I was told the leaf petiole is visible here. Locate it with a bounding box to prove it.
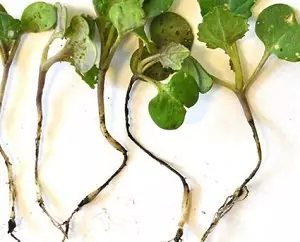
[212,75,237,92]
[227,43,244,91]
[243,50,271,91]
[40,47,70,72]
[137,54,161,73]
[0,41,8,65]
[138,74,161,89]
[102,25,116,61]
[102,36,121,69]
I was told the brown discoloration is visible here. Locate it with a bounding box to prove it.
[0,38,21,241]
[62,40,129,241]
[201,92,262,242]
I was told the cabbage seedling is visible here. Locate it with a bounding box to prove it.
[0,5,21,241]
[0,1,60,240]
[126,11,213,241]
[196,2,300,241]
[30,2,98,237]
[61,1,180,239]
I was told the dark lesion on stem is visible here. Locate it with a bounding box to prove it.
[62,48,129,240]
[0,38,21,242]
[125,76,191,242]
[201,92,262,242]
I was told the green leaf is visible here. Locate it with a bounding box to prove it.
[168,71,199,108]
[148,71,199,130]
[93,0,122,18]
[93,0,109,17]
[0,12,21,45]
[143,0,174,18]
[77,65,99,89]
[182,56,213,94]
[256,4,300,62]
[149,90,186,130]
[21,2,57,33]
[229,0,255,18]
[198,5,248,53]
[198,0,227,16]
[198,0,255,18]
[134,27,156,53]
[130,47,172,80]
[109,0,145,36]
[94,0,172,19]
[159,42,190,70]
[0,4,7,13]
[150,12,194,49]
[66,15,90,38]
[65,16,97,73]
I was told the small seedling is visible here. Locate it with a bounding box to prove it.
[61,1,185,240]
[0,5,21,241]
[195,2,300,241]
[126,11,213,241]
[30,2,99,238]
[0,1,61,240]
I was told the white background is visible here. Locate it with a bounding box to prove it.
[0,0,300,241]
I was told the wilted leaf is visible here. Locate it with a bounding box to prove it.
[159,42,190,70]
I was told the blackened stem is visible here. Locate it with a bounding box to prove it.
[201,92,262,242]
[125,76,191,242]
[0,38,21,242]
[62,39,128,240]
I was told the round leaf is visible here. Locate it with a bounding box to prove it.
[256,4,300,62]
[166,71,199,108]
[148,71,199,130]
[66,15,90,38]
[66,16,97,73]
[71,38,97,73]
[150,12,194,49]
[21,2,57,33]
[0,13,21,45]
[149,91,186,130]
[181,56,213,94]
[109,0,145,36]
[143,0,174,18]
